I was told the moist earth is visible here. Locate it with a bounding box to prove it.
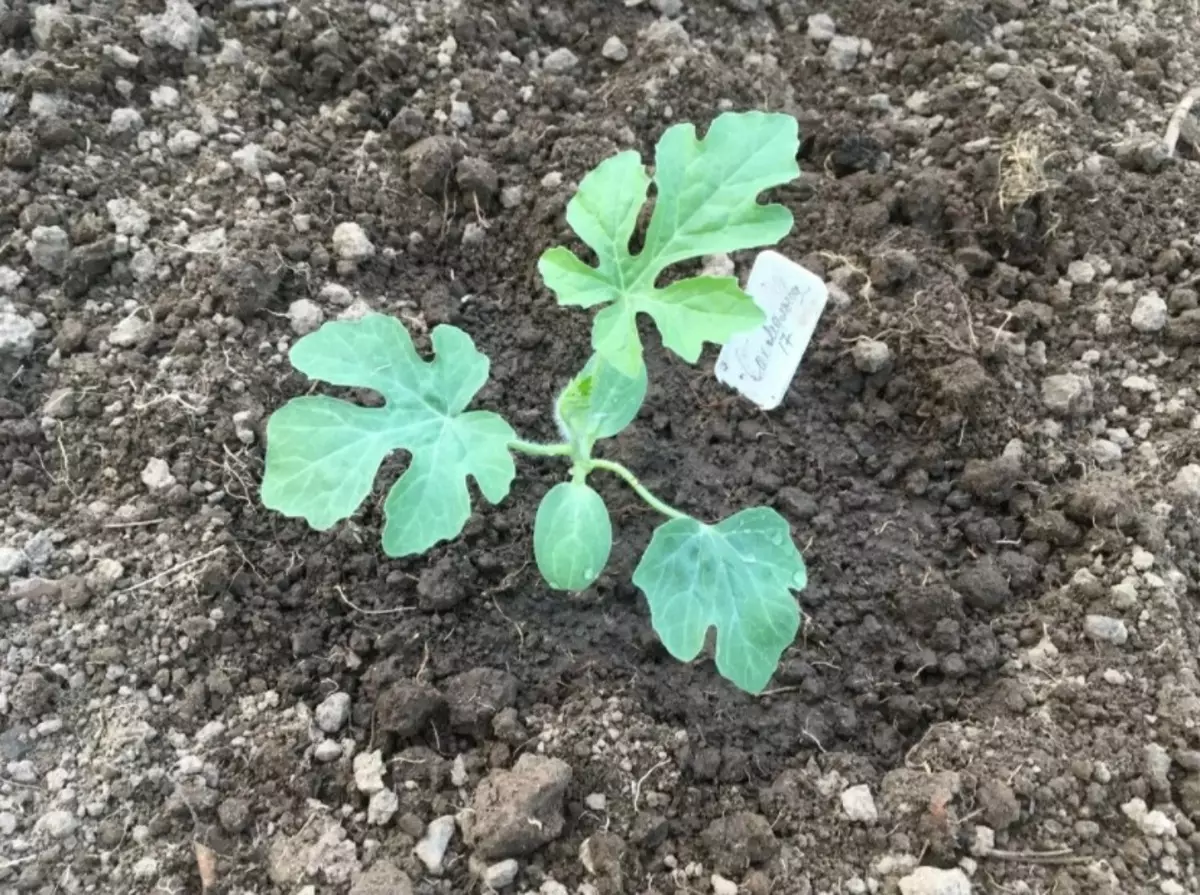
[2,0,1200,894]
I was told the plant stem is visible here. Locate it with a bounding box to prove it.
[589,458,688,521]
[508,439,573,458]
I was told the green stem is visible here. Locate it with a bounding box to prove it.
[508,439,573,458]
[590,458,688,521]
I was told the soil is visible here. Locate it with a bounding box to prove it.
[2,0,1200,893]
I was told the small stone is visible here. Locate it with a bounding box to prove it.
[898,867,972,895]
[139,0,203,53]
[349,861,413,895]
[218,797,251,834]
[651,0,683,16]
[712,875,739,895]
[0,311,36,359]
[35,809,79,840]
[29,225,70,275]
[1132,548,1155,570]
[985,62,1011,81]
[542,48,578,73]
[288,299,325,335]
[826,35,863,72]
[1171,464,1200,505]
[1041,373,1092,416]
[108,108,144,135]
[601,36,628,62]
[314,740,343,762]
[584,793,607,811]
[141,457,176,492]
[109,314,150,347]
[368,789,399,826]
[354,750,386,794]
[167,128,202,155]
[449,99,473,128]
[468,755,572,859]
[484,859,519,889]
[807,13,836,42]
[1084,614,1128,646]
[332,223,375,262]
[1066,260,1096,285]
[841,784,878,823]
[315,692,351,733]
[132,857,159,880]
[9,576,62,601]
[85,559,124,597]
[151,85,180,109]
[851,339,891,374]
[7,760,37,784]
[0,546,28,578]
[415,815,456,874]
[1131,292,1168,333]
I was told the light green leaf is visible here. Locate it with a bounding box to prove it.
[261,315,516,556]
[538,111,800,375]
[534,482,613,591]
[556,353,648,445]
[632,507,806,693]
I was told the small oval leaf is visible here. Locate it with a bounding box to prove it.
[534,482,613,591]
[556,353,648,444]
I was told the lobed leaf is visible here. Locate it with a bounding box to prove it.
[539,111,800,375]
[261,315,515,556]
[632,507,806,693]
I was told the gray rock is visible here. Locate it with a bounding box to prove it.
[332,223,375,263]
[167,128,203,155]
[8,577,62,601]
[851,339,891,374]
[367,789,398,826]
[483,859,519,889]
[35,809,78,840]
[32,4,75,48]
[353,750,386,793]
[109,314,150,347]
[0,546,30,578]
[415,815,456,874]
[986,62,1011,81]
[0,311,36,359]
[898,867,972,895]
[107,199,151,238]
[651,0,684,16]
[840,784,878,822]
[141,458,176,492]
[1171,464,1200,505]
[315,692,351,733]
[139,0,203,53]
[108,108,144,135]
[826,35,863,72]
[1066,260,1096,285]
[1131,292,1168,333]
[468,755,572,859]
[1144,743,1171,793]
[542,48,578,74]
[449,99,473,129]
[601,36,628,62]
[288,299,326,335]
[29,225,70,274]
[1084,614,1128,646]
[1040,373,1092,416]
[807,13,836,41]
[85,559,124,596]
[314,740,343,762]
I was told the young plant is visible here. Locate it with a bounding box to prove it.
[260,111,809,693]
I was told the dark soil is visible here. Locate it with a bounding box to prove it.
[2,1,1200,893]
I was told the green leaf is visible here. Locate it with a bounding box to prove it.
[556,353,648,445]
[261,315,516,556]
[534,482,613,591]
[632,507,806,693]
[538,111,800,375]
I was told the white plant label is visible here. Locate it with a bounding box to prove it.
[715,250,829,410]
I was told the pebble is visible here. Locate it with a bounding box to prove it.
[852,339,891,374]
[141,457,176,492]
[1131,292,1168,332]
[132,857,159,880]
[1170,464,1200,505]
[898,867,971,895]
[1040,373,1092,416]
[1132,548,1154,571]
[808,13,836,41]
[840,784,879,823]
[108,108,144,134]
[139,0,202,53]
[415,815,456,874]
[826,35,864,72]
[150,85,180,109]
[0,546,28,577]
[985,62,1012,81]
[712,874,739,895]
[484,859,519,889]
[0,311,36,359]
[315,692,351,733]
[107,197,151,236]
[288,299,326,336]
[584,793,607,811]
[651,0,683,16]
[1066,260,1096,285]
[314,740,343,762]
[167,128,202,155]
[7,760,37,784]
[109,314,150,347]
[29,225,70,275]
[354,750,386,794]
[1084,614,1128,646]
[449,99,473,128]
[367,789,399,826]
[332,223,375,262]
[36,809,79,840]
[601,36,628,62]
[542,48,578,73]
